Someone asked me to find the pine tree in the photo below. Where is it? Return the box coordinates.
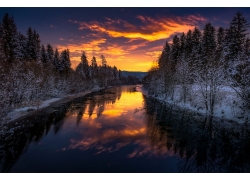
[46,43,54,65]
[60,49,71,73]
[33,29,41,62]
[64,49,71,72]
[41,44,48,65]
[226,12,250,62]
[215,27,225,69]
[0,13,19,63]
[100,54,107,67]
[53,48,60,71]
[191,27,202,73]
[201,23,216,67]
[25,28,41,62]
[179,33,186,55]
[225,12,250,87]
[91,56,97,67]
[25,27,35,61]
[185,30,193,59]
[81,51,89,79]
[16,32,26,61]
[158,41,171,70]
[171,35,180,71]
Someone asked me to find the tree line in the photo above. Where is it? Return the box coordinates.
[143,12,250,115]
[0,13,139,121]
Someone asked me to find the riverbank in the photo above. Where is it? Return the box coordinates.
[3,86,106,124]
[136,85,249,124]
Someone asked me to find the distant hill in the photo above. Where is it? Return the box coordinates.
[121,71,147,79]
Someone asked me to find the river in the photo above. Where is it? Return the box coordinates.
[1,85,250,173]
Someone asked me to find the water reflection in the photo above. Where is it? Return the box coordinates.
[143,97,250,172]
[1,85,250,172]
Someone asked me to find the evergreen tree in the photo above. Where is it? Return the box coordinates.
[25,28,41,62]
[158,41,171,70]
[33,29,41,62]
[59,49,71,74]
[0,13,18,62]
[53,48,60,71]
[201,23,216,68]
[215,27,225,69]
[90,56,98,78]
[41,44,48,65]
[179,33,186,55]
[81,51,90,78]
[191,27,202,72]
[185,30,193,59]
[25,27,35,61]
[16,32,26,61]
[226,12,250,63]
[91,56,97,68]
[100,54,107,67]
[46,43,54,65]
[171,35,180,71]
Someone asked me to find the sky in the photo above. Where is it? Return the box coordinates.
[1,7,250,71]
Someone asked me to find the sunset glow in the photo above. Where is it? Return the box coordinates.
[61,89,173,157]
[2,7,250,71]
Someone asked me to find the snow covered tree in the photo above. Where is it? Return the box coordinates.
[16,32,26,61]
[225,12,249,64]
[193,23,224,114]
[158,41,174,96]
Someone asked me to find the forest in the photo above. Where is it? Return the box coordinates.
[143,12,250,120]
[0,13,139,123]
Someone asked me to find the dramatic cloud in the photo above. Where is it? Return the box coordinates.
[70,14,207,41]
[63,14,207,71]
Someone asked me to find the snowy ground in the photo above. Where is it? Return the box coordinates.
[5,87,103,123]
[137,85,249,124]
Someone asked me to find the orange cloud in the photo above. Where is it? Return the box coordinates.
[145,51,162,59]
[64,14,207,71]
[73,14,206,42]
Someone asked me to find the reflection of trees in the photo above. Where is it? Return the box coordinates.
[84,87,124,118]
[0,86,131,172]
[143,96,250,172]
[88,99,96,117]
[76,103,87,126]
[0,105,68,172]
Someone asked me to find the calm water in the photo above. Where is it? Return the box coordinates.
[1,85,250,173]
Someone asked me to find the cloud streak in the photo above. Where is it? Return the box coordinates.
[63,14,207,71]
[70,14,207,41]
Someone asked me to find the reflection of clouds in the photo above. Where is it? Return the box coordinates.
[61,88,176,159]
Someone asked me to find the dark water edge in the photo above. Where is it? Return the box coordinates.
[1,85,250,173]
[144,96,250,173]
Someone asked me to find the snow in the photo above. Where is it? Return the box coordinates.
[142,84,249,124]
[136,84,148,96]
[6,88,103,123]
